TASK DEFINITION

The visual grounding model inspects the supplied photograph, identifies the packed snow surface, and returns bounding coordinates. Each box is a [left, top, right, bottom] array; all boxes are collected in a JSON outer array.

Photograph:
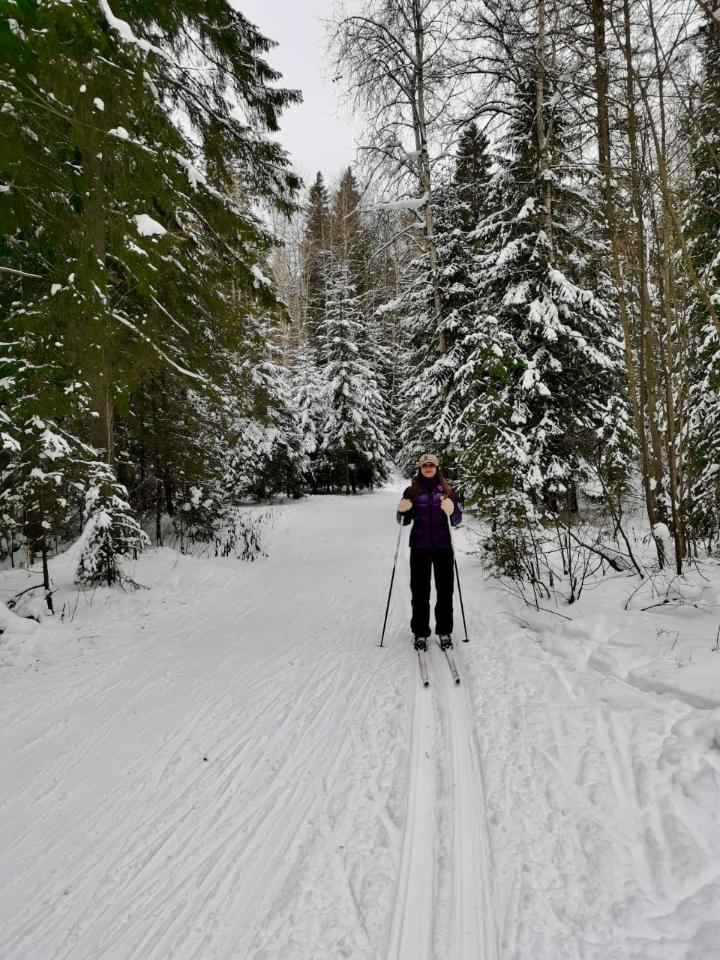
[[2, 486, 720, 959]]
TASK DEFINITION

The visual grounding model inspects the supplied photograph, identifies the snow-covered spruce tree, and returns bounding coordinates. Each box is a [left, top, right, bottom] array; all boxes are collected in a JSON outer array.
[[431, 163, 494, 473], [453, 122, 493, 232], [454, 63, 630, 570], [0, 319, 146, 592], [395, 133, 493, 473], [130, 306, 307, 551], [0, 356, 144, 597], [288, 343, 328, 493], [292, 167, 398, 491], [362, 205, 413, 455], [330, 167, 371, 295], [0, 2, 299, 572], [380, 254, 439, 471], [0, 413, 19, 565], [0, 334, 25, 567], [320, 262, 391, 493], [328, 167, 397, 487], [227, 310, 308, 502], [682, 14, 720, 551], [76, 465, 148, 587], [105, 4, 301, 525], [302, 173, 332, 362], [0, 285, 104, 604], [0, 411, 79, 612]]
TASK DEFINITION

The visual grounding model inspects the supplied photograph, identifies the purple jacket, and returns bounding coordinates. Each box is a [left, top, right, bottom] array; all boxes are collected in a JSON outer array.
[[397, 478, 462, 549]]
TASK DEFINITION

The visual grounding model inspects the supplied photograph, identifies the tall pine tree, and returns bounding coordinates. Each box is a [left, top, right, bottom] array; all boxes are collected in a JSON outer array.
[[683, 14, 720, 548], [454, 62, 629, 561], [302, 173, 331, 360], [0, 2, 300, 579], [319, 262, 391, 492]]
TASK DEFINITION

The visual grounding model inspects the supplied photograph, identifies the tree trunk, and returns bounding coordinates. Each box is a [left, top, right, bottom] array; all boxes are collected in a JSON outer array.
[[38, 489, 53, 614], [412, 0, 446, 355], [619, 0, 666, 562], [591, 0, 660, 555], [85, 144, 114, 464], [155, 480, 163, 547], [536, 0, 554, 252], [659, 211, 685, 571], [647, 0, 685, 569]]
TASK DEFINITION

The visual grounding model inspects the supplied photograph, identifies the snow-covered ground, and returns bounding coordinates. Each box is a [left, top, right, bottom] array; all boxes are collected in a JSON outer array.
[[2, 485, 720, 959]]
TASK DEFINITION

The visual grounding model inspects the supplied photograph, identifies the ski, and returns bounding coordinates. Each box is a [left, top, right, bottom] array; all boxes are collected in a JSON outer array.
[[438, 640, 461, 684], [417, 648, 430, 686]]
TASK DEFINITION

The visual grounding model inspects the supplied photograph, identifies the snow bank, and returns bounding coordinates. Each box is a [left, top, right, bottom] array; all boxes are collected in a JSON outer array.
[[512, 555, 720, 711], [479, 522, 720, 956], [0, 597, 77, 674], [0, 599, 35, 638]]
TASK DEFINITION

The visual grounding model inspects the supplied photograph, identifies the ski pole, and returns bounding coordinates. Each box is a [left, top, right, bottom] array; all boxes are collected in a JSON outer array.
[[379, 521, 404, 647], [448, 521, 470, 643]]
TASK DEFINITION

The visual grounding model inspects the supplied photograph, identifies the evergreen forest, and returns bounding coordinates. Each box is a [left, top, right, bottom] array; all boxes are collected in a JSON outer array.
[[2, 0, 720, 601]]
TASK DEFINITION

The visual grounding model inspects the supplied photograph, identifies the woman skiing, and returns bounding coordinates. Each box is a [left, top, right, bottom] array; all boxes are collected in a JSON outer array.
[[396, 453, 462, 651]]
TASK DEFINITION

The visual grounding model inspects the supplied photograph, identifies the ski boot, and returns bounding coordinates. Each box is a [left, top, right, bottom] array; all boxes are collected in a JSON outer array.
[[413, 635, 428, 651], [439, 634, 453, 651]]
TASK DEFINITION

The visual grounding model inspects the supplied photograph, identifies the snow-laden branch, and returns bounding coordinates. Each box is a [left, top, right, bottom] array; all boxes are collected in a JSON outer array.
[[133, 214, 166, 237], [360, 192, 428, 213], [0, 266, 43, 279], [111, 311, 208, 383], [98, 0, 169, 61]]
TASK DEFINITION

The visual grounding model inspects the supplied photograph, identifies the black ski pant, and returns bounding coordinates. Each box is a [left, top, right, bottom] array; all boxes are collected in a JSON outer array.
[[410, 547, 454, 638]]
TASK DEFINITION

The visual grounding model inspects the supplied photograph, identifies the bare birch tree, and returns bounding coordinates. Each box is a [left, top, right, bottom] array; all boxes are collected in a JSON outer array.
[[330, 0, 471, 353]]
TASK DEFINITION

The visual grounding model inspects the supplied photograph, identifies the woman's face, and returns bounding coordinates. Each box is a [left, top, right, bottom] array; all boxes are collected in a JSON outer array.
[[420, 462, 437, 478]]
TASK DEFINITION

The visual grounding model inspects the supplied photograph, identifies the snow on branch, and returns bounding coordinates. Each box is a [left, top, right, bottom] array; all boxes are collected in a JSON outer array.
[[0, 266, 43, 279], [171, 152, 242, 216], [172, 153, 206, 190], [133, 214, 166, 237], [98, 0, 169, 61], [361, 192, 428, 213], [110, 311, 208, 383]]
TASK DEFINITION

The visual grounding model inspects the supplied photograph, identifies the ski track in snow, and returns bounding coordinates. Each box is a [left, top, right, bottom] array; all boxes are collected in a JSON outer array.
[[2, 488, 719, 959], [385, 658, 436, 960], [444, 669, 499, 960]]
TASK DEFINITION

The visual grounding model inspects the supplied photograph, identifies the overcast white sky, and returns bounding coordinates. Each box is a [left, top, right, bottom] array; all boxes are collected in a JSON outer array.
[[239, 1, 361, 186]]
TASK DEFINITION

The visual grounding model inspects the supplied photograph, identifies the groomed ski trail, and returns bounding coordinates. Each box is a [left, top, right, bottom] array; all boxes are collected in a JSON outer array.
[[4, 483, 718, 959], [385, 667, 436, 960], [388, 573, 499, 960], [443, 669, 499, 960], [1, 487, 501, 960]]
